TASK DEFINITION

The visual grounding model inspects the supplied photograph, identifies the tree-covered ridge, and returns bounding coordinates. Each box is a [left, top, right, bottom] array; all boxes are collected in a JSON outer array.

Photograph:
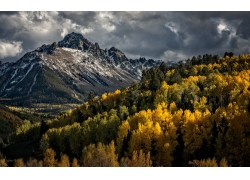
[[0, 105, 22, 142], [2, 53, 250, 167]]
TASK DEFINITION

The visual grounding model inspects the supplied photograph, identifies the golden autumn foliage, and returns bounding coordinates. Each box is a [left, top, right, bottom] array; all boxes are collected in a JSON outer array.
[[43, 148, 57, 167], [189, 157, 228, 167], [57, 154, 70, 167], [127, 103, 178, 166], [82, 141, 119, 167], [72, 158, 79, 167], [5, 53, 250, 167], [14, 158, 26, 167], [0, 158, 8, 167], [120, 150, 152, 167], [116, 120, 130, 155]]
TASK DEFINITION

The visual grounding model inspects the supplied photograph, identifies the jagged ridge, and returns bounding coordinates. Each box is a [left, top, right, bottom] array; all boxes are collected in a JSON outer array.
[[0, 32, 166, 106]]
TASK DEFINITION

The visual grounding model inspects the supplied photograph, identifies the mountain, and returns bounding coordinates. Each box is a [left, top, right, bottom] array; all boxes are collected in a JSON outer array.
[[0, 32, 164, 107]]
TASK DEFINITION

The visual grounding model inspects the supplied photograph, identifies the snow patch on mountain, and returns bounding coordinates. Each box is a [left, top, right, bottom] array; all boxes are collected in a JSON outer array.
[[0, 32, 167, 105], [16, 63, 36, 86], [27, 72, 38, 95]]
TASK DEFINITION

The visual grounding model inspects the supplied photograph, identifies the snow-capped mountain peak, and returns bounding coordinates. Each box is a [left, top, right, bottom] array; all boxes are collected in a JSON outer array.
[[0, 32, 163, 106]]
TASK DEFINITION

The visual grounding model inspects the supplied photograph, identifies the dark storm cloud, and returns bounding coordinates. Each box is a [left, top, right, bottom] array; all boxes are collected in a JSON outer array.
[[0, 12, 66, 62], [97, 12, 185, 59], [236, 19, 250, 39], [0, 11, 19, 15], [177, 12, 248, 57], [1, 11, 250, 63], [58, 11, 97, 27]]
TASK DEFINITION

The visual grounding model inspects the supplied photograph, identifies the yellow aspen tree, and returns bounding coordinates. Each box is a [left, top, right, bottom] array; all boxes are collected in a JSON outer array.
[[153, 103, 173, 132], [128, 110, 151, 131], [154, 121, 177, 167], [152, 103, 168, 124], [229, 87, 242, 102], [202, 158, 218, 167], [128, 130, 142, 156], [94, 143, 108, 166], [139, 122, 154, 152], [129, 120, 155, 156], [172, 109, 183, 128], [169, 102, 178, 114], [219, 157, 228, 167], [116, 120, 130, 156], [105, 141, 119, 167], [140, 150, 152, 167], [154, 81, 169, 106], [182, 110, 196, 152], [82, 144, 98, 167], [82, 141, 119, 167], [0, 158, 8, 167], [236, 89, 250, 109], [194, 96, 212, 112], [182, 110, 204, 160], [128, 150, 143, 167], [72, 158, 80, 167], [120, 150, 152, 167], [38, 160, 43, 167], [57, 154, 70, 167], [128, 104, 178, 166], [188, 157, 218, 167], [101, 93, 108, 102], [14, 158, 26, 167], [43, 148, 57, 167]]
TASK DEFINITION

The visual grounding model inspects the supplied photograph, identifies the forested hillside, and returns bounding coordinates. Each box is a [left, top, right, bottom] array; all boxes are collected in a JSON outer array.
[[2, 53, 250, 167], [0, 105, 22, 141]]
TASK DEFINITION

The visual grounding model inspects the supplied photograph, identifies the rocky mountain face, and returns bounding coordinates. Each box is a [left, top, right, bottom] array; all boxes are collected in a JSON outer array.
[[0, 32, 164, 106]]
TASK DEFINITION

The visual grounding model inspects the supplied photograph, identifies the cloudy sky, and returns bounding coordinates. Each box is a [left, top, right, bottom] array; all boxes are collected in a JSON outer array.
[[1, 11, 250, 63]]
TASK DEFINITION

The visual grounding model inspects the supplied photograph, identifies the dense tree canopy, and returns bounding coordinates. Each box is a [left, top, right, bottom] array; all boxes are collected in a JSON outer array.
[[3, 53, 250, 166]]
